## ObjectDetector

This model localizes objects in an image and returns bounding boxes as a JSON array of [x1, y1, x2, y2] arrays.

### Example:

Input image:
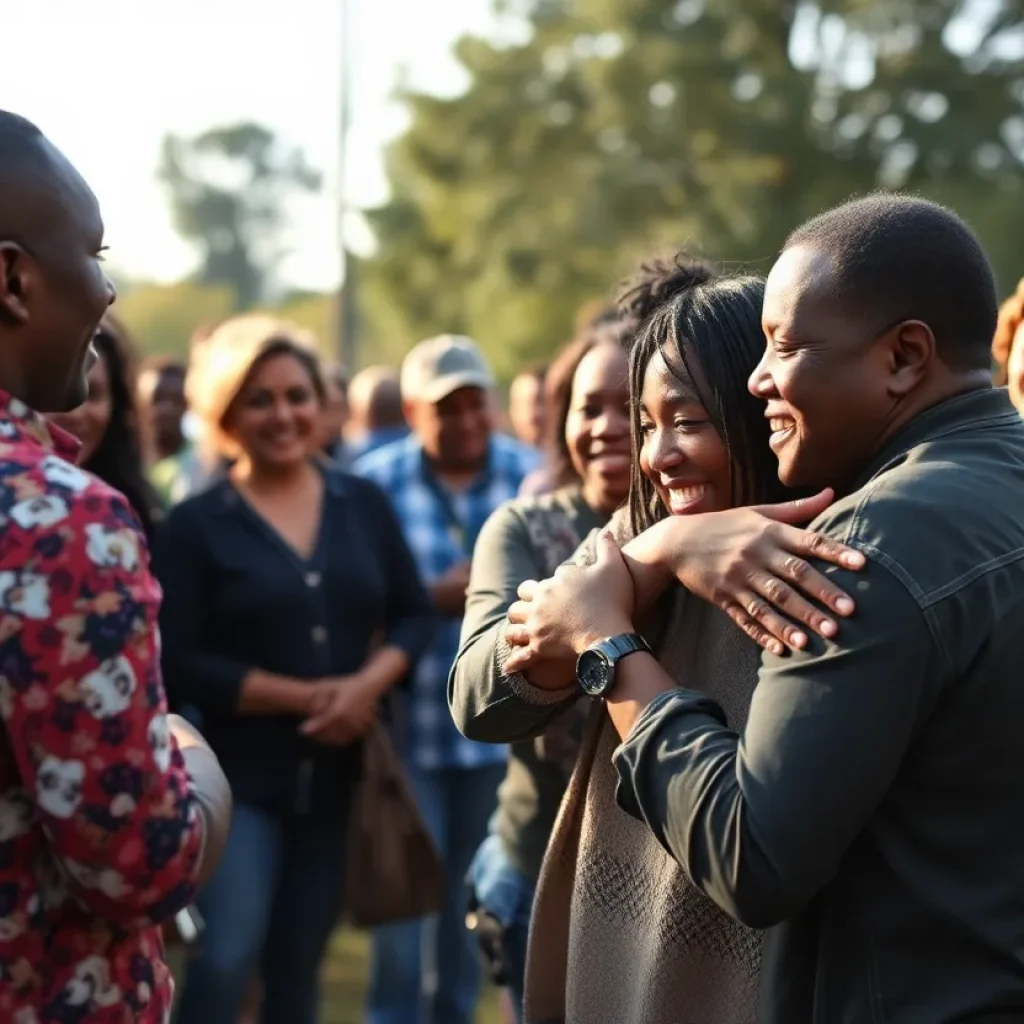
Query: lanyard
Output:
[[423, 474, 474, 558]]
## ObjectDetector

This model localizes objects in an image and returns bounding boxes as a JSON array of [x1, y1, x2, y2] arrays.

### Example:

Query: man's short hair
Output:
[[784, 193, 997, 371]]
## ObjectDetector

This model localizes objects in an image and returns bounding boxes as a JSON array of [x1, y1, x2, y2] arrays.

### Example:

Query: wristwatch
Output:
[[576, 633, 652, 698]]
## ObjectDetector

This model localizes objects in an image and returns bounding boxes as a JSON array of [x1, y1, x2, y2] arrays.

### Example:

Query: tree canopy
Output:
[[361, 0, 1024, 378], [159, 122, 321, 310]]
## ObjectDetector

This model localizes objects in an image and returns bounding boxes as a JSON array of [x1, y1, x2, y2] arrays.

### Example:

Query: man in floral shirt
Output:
[[0, 111, 231, 1022]]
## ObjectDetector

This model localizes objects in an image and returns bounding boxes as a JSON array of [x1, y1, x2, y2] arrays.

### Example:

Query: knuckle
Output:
[[805, 533, 827, 557], [724, 604, 746, 627], [785, 555, 809, 581], [761, 576, 790, 605], [746, 596, 770, 619]]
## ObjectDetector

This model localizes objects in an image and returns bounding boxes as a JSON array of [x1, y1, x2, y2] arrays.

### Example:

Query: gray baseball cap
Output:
[[401, 334, 494, 404]]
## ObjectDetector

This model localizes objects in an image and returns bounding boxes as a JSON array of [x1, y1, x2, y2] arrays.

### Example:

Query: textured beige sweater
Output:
[[518, 519, 763, 1024]]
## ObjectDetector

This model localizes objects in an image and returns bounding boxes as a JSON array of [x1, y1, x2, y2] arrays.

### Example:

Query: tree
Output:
[[159, 123, 321, 309], [362, 0, 1024, 377], [115, 281, 236, 361]]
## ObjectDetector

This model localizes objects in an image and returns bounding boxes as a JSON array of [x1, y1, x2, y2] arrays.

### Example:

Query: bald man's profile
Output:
[[0, 111, 232, 1024], [0, 111, 118, 411], [348, 364, 409, 460]]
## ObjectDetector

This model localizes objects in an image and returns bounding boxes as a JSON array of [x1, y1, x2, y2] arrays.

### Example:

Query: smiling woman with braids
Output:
[[451, 260, 866, 1024]]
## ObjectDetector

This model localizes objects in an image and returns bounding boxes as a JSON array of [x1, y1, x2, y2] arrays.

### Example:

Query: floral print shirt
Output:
[[0, 391, 202, 1023]]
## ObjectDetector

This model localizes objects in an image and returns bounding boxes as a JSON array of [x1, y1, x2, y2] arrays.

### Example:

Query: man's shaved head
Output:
[[349, 365, 403, 431], [0, 111, 114, 412]]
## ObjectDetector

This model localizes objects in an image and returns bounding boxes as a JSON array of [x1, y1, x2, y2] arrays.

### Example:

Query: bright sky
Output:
[[1, 0, 497, 290]]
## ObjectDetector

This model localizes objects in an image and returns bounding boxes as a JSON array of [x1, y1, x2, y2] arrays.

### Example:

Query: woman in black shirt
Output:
[[156, 315, 434, 1024]]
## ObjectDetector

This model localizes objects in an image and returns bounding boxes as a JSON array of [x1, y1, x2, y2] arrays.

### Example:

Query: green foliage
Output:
[[362, 0, 1024, 375], [115, 281, 236, 361], [159, 122, 321, 309]]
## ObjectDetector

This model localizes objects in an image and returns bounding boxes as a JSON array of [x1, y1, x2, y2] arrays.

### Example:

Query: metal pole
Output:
[[336, 0, 357, 368]]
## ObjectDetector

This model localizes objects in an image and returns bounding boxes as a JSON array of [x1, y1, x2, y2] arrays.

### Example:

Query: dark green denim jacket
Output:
[[615, 387, 1024, 1024]]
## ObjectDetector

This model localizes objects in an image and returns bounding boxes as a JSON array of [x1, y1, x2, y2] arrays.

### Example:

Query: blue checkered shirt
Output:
[[354, 434, 539, 769]]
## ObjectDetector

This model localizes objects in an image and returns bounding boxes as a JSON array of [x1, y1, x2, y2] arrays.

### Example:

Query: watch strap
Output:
[[595, 633, 651, 664]]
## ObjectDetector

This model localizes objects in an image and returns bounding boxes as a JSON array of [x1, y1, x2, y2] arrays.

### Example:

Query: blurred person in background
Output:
[[355, 335, 537, 1024], [157, 315, 435, 1024], [519, 312, 631, 499], [507, 364, 546, 448], [346, 364, 408, 460], [318, 362, 350, 465], [992, 277, 1024, 414], [138, 354, 209, 506], [50, 314, 163, 542], [0, 108, 231, 1024]]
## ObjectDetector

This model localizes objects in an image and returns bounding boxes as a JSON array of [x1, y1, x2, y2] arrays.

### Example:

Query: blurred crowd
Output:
[[8, 108, 1024, 1024]]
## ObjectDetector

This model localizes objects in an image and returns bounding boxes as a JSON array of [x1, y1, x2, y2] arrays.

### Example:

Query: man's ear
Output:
[[0, 242, 33, 326], [884, 320, 934, 398]]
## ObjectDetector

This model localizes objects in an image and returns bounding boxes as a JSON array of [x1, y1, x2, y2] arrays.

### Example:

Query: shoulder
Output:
[[352, 436, 418, 483], [814, 437, 1024, 600], [479, 489, 591, 569], [490, 434, 541, 476], [159, 479, 231, 537], [330, 467, 392, 514], [0, 455, 157, 607], [0, 451, 141, 538]]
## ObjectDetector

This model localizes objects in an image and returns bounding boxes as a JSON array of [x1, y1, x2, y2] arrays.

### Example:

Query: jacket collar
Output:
[[853, 386, 1019, 491]]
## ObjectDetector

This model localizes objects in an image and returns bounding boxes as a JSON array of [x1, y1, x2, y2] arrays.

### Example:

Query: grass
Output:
[[320, 927, 503, 1024], [171, 925, 503, 1023]]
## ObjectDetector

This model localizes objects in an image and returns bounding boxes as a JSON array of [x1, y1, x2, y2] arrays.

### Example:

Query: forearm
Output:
[[182, 744, 233, 887], [604, 651, 676, 740], [237, 669, 314, 716], [450, 623, 579, 743], [356, 645, 410, 699], [619, 520, 680, 615], [612, 690, 794, 928]]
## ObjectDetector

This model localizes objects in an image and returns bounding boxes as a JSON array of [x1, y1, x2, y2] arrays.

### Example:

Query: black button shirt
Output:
[[153, 465, 435, 817]]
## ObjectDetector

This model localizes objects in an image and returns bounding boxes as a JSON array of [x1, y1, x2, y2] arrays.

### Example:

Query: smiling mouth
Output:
[[767, 415, 796, 449], [664, 483, 709, 515], [590, 452, 630, 471]]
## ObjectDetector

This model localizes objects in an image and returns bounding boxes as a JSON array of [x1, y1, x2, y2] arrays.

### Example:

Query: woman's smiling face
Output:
[[639, 347, 732, 516]]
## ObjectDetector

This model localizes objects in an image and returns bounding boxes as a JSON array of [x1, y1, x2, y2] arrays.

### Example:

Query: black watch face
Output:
[[577, 649, 611, 696]]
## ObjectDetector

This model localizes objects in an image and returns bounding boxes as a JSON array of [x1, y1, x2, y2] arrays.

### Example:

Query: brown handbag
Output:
[[343, 718, 445, 928]]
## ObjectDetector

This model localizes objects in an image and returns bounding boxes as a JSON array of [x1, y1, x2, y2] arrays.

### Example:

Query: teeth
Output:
[[670, 484, 707, 502], [769, 418, 793, 432]]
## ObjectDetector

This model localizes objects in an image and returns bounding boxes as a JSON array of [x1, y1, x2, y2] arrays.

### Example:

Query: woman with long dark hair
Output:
[[452, 263, 862, 1023], [49, 313, 162, 541]]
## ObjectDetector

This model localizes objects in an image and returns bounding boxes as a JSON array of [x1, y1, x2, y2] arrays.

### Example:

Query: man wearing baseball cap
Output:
[[355, 335, 538, 1024]]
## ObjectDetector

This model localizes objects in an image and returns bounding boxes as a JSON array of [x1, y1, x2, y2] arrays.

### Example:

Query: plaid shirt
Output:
[[355, 434, 539, 769]]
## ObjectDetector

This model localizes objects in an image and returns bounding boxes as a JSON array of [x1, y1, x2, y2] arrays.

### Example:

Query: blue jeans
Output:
[[467, 833, 535, 1023], [175, 801, 348, 1024], [367, 762, 505, 1024]]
